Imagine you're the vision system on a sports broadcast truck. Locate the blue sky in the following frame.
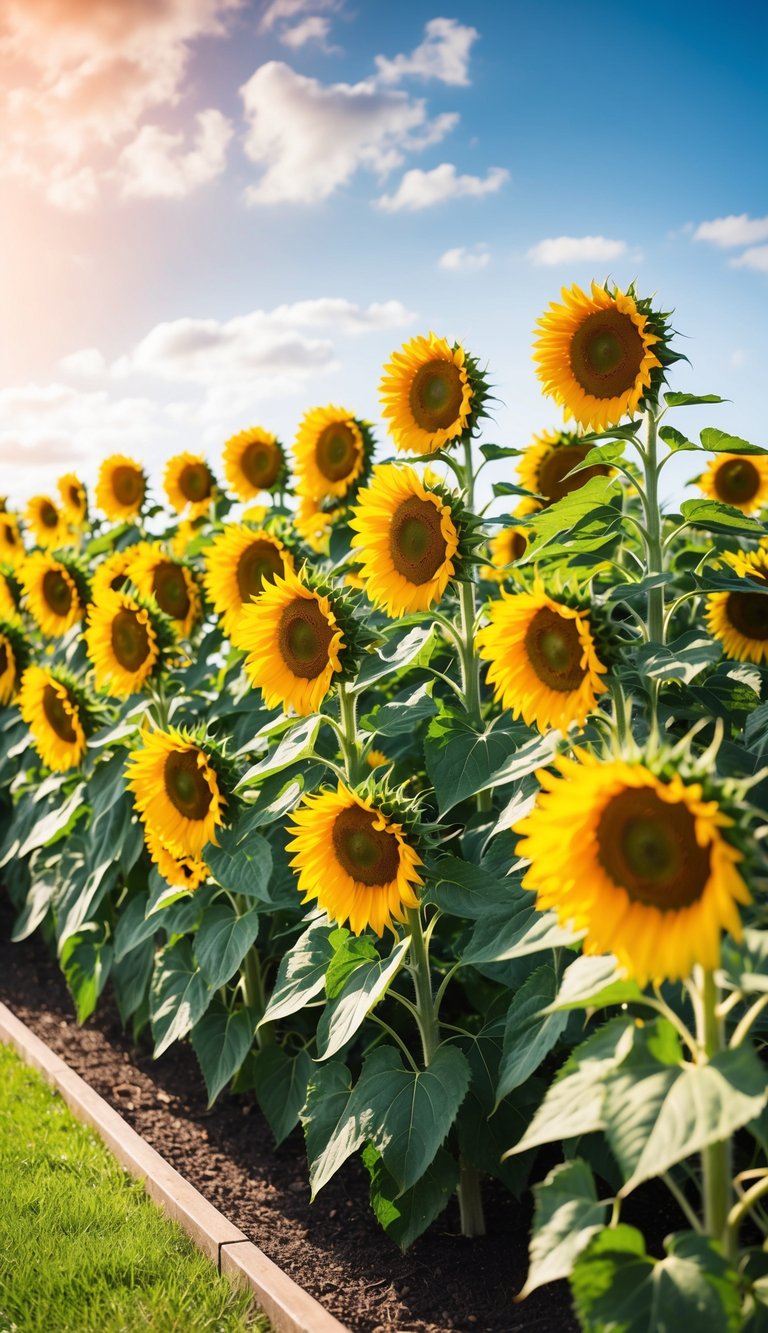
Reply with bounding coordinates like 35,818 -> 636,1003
1,0 -> 766,507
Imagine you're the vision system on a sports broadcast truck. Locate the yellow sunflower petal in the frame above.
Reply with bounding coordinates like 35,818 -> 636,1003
85,590 -> 161,697
19,552 -> 84,638
95,455 -> 146,521
697,455 -> 768,515
223,426 -> 285,500
18,666 -> 86,771
236,565 -> 345,715
164,452 -> 216,518
379,332 -> 474,456
125,728 -> 226,860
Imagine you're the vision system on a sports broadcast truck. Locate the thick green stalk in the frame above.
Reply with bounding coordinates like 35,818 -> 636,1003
696,967 -> 734,1259
338,683 -> 365,785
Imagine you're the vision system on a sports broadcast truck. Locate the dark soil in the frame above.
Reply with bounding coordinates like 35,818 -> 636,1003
0,898 -> 682,1333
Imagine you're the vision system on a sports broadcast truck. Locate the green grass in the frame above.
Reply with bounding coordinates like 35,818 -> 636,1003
0,1042 -> 270,1333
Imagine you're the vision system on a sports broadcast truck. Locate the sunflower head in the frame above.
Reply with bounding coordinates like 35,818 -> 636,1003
287,780 -> 423,936
482,500 -> 540,582
517,428 -> 614,506
203,523 -> 295,640
350,463 -> 474,617
223,426 -> 287,500
25,495 -> 71,549
96,455 -> 147,522
164,452 -> 216,518
0,570 -> 21,623
85,589 -> 169,698
19,551 -> 86,638
477,585 -> 608,732
515,750 -> 751,984
379,332 -> 490,456
0,513 -> 24,567
57,472 -> 88,525
125,727 -> 228,860
237,564 -> 350,715
533,282 -> 680,430
17,664 -> 88,771
129,543 -> 201,639
697,454 -> 768,515
0,618 -> 29,705
91,546 -> 140,602
293,405 -> 374,503
142,821 -> 209,891
706,548 -> 768,664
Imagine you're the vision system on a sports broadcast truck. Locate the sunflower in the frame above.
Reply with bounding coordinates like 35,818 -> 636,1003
477,587 -> 608,732
25,495 -> 70,549
533,282 -> 663,430
91,547 -> 138,602
294,406 -> 368,501
203,525 -> 294,640
515,752 -> 750,984
517,428 -> 613,505
293,496 -> 336,554
482,500 -> 539,581
143,821 -> 209,891
237,566 -> 345,715
697,455 -> 768,515
164,452 -> 216,518
0,573 -> 19,622
57,472 -> 88,525
379,332 -> 478,455
706,549 -> 768,664
0,512 -> 24,567
95,455 -> 146,522
130,544 -> 201,639
17,666 -> 86,771
223,426 -> 286,500
85,590 -> 161,697
349,464 -> 460,616
125,728 -> 226,859
19,552 -> 84,638
0,626 -> 19,704
287,782 -> 423,936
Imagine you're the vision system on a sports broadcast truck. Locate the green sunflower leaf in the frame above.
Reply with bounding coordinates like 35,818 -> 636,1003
259,918 -> 336,1027
150,939 -> 213,1058
496,964 -> 568,1100
193,901 -> 261,991
680,499 -> 765,535
363,1144 -> 458,1251
701,428 -> 768,455
316,936 -> 411,1060
521,1158 -> 608,1295
191,999 -> 256,1106
664,391 -> 728,407
252,1045 -> 313,1143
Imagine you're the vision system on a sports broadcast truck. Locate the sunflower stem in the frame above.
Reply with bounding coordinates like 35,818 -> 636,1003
695,966 -> 734,1259
338,683 -> 365,785
405,907 -> 438,1066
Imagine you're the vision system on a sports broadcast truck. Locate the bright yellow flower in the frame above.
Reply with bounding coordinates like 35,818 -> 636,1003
349,463 -> 459,616
0,573 -> 18,622
95,455 -> 146,521
237,566 -> 345,715
25,495 -> 70,549
294,405 -> 366,501
164,453 -> 216,518
533,282 -> 662,430
143,821 -> 209,891
18,666 -> 86,771
19,552 -> 84,638
0,628 -> 19,704
515,752 -> 750,985
125,728 -> 226,859
0,513 -> 24,567
379,332 -> 474,455
517,429 -> 613,506
706,548 -> 768,663
698,455 -> 768,515
477,587 -> 608,732
203,525 -> 294,640
57,473 -> 88,525
287,782 -> 422,936
85,590 -> 161,697
223,427 -> 285,500
91,548 -> 137,602
130,544 -> 201,639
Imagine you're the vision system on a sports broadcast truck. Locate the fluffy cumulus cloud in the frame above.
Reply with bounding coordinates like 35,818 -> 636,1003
118,108 -> 233,198
374,18 -> 478,87
280,16 -> 334,49
376,163 -> 508,213
240,61 -> 457,204
527,235 -> 628,266
438,243 -> 490,271
260,0 -> 339,31
693,214 -> 768,248
730,247 -> 768,274
0,0 -> 242,207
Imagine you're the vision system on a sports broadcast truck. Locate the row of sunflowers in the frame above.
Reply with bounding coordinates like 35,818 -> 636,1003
2,282 -> 768,1327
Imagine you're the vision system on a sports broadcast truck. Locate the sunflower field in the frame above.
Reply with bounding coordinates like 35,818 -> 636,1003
3,282 -> 768,1329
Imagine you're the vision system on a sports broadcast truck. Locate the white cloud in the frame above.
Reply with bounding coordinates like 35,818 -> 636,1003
0,0 -> 243,208
119,108 -> 233,198
260,0 -> 338,31
240,61 -> 456,205
59,348 -> 108,376
376,163 -> 508,213
527,234 -> 628,266
280,17 -> 333,48
374,18 -> 478,87
730,245 -> 768,274
438,243 -> 490,271
694,214 -> 768,248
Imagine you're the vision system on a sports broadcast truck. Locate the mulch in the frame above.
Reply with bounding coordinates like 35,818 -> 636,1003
0,896 -> 679,1332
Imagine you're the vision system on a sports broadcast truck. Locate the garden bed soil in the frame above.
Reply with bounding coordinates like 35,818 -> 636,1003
0,899 -> 682,1333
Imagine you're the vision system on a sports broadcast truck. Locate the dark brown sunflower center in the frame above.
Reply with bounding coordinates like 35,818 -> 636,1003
596,787 -> 711,909
713,458 -> 760,505
110,608 -> 150,671
164,749 -> 212,820
40,501 -> 59,528
524,607 -> 586,692
42,568 -> 73,617
112,466 -> 144,506
570,308 -> 645,400
42,683 -> 77,743
236,540 -> 285,602
179,463 -> 213,503
409,360 -> 465,432
0,643 -> 9,675
278,597 -> 334,679
505,530 -> 528,562
242,440 -> 281,489
389,496 -> 448,585
152,562 -> 191,620
725,590 -> 768,641
3,523 -> 17,546
69,484 -> 83,508
331,806 -> 401,886
537,443 -> 611,504
315,423 -> 360,483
